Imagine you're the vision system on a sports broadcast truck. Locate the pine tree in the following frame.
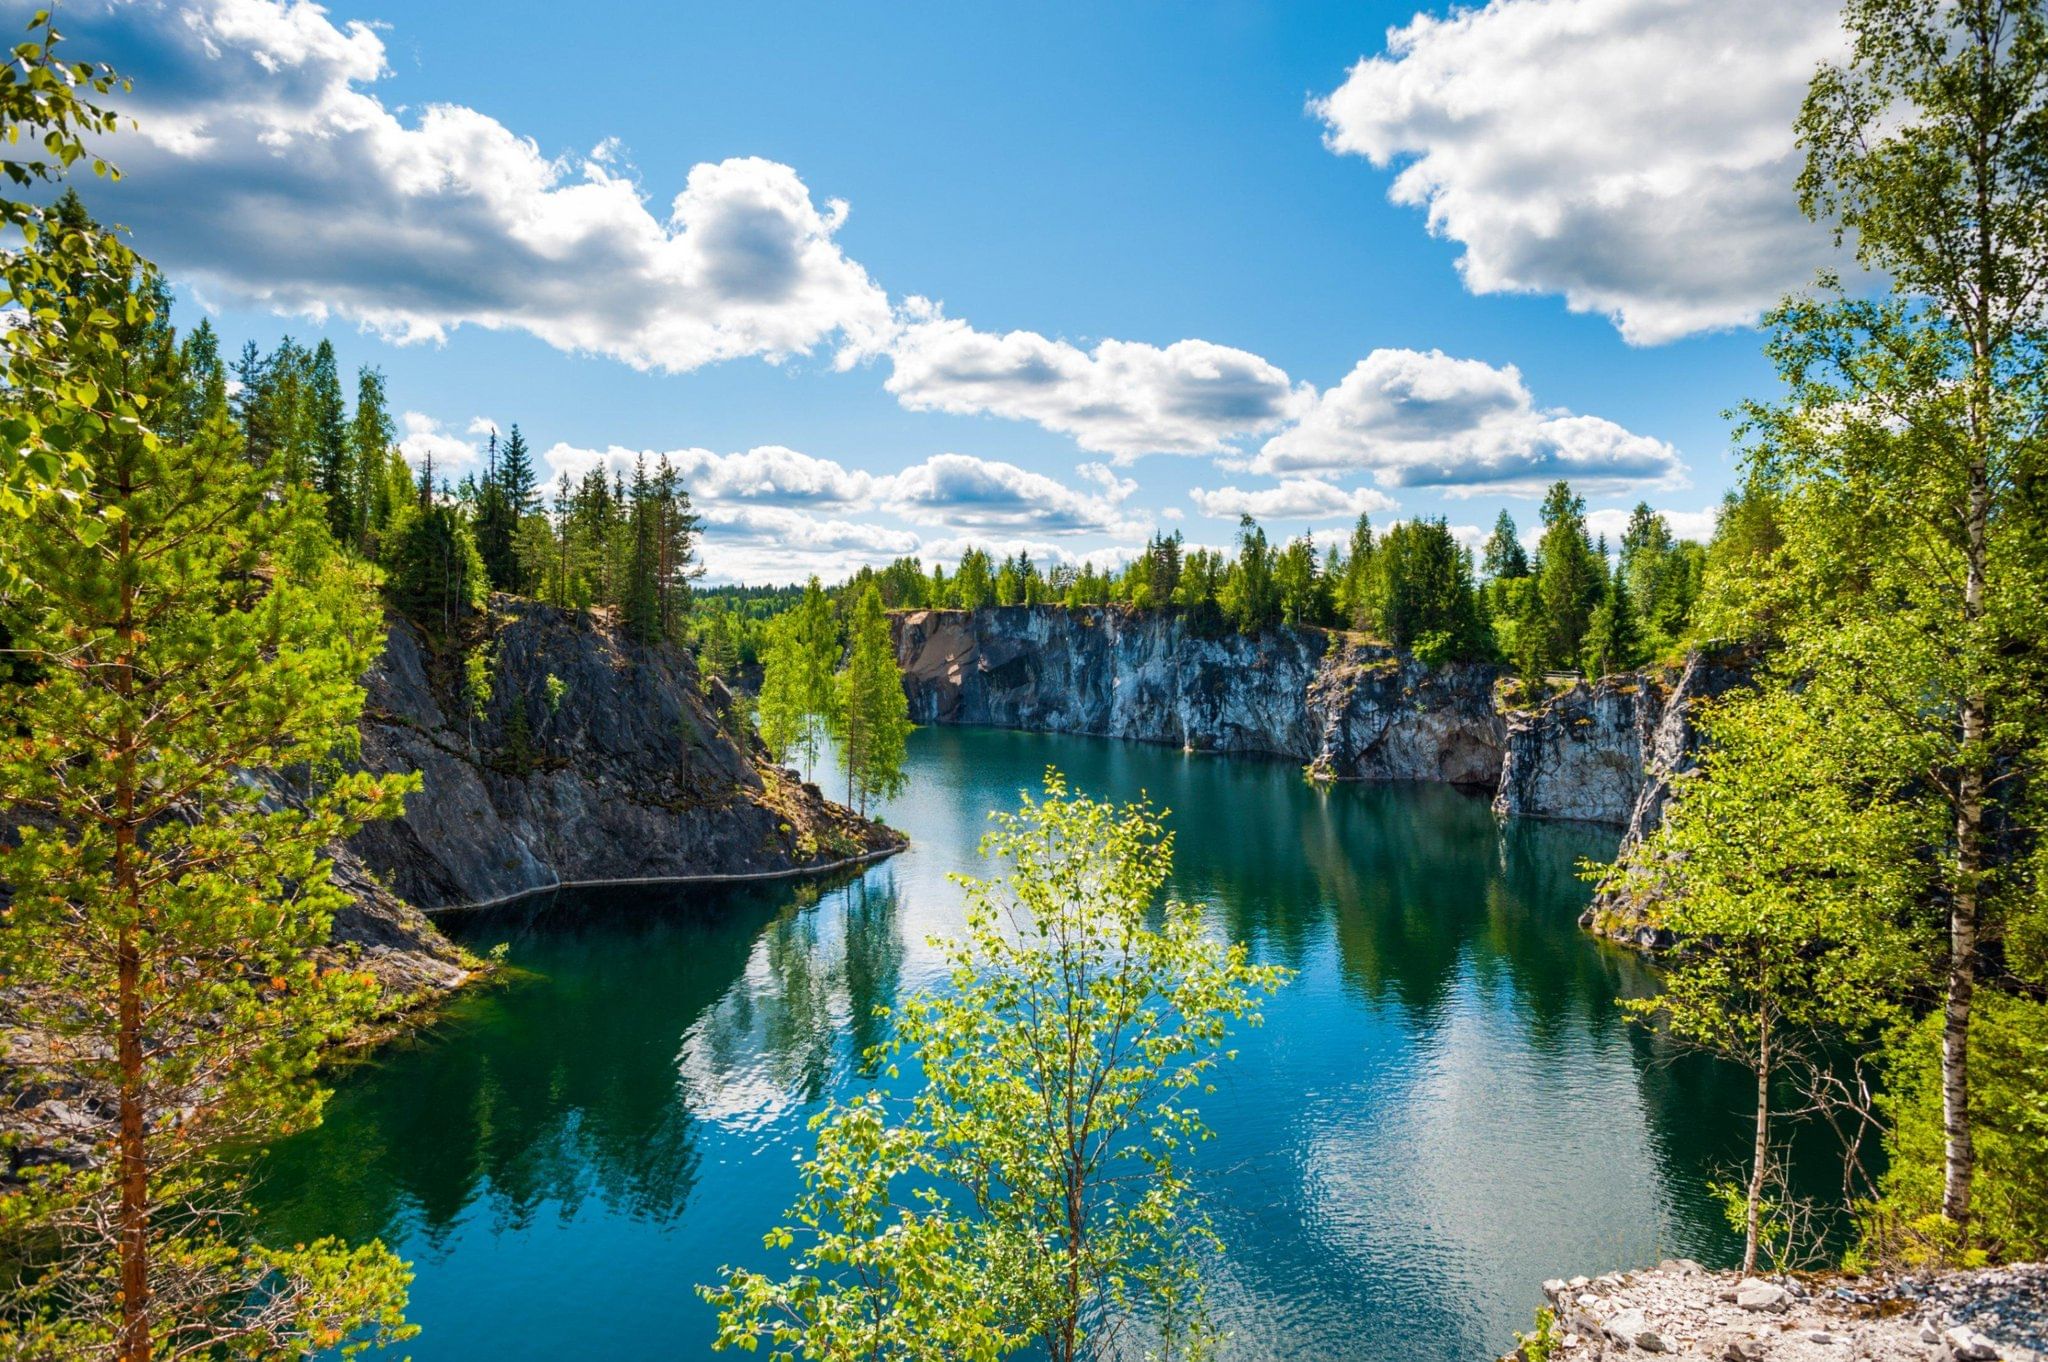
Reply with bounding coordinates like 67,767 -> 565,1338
0,273 -> 417,1361
832,585 -> 913,814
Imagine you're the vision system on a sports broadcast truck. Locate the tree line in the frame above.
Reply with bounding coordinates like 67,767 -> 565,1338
781,484 -> 1714,679
220,327 -> 705,648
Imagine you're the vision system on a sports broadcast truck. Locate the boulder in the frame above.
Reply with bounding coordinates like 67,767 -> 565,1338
1734,1280 -> 1789,1313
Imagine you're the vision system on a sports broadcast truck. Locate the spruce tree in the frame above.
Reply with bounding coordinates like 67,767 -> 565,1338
308,338 -> 350,540
1533,480 -> 1602,673
498,423 -> 537,517
1481,509 -> 1529,581
622,455 -> 662,642
349,366 -> 397,556
388,502 -> 487,634
473,429 -> 519,593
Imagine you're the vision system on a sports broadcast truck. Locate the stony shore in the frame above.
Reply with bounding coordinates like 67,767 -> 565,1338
1507,1261 -> 2048,1362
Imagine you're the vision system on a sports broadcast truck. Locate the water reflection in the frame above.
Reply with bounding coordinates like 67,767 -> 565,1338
250,726 -> 1766,1362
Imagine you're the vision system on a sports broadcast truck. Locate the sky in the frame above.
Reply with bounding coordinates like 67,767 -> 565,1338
40,0 -> 1857,583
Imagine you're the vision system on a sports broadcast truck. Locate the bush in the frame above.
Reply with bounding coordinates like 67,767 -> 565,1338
1862,993 -> 2048,1265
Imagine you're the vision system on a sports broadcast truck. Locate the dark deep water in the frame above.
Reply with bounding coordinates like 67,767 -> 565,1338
252,726 -> 1763,1361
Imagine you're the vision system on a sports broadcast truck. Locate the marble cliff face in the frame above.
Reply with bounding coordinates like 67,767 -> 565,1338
890,606 -> 1744,851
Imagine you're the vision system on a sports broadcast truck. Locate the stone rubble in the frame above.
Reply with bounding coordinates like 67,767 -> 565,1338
1506,1261 -> 2048,1362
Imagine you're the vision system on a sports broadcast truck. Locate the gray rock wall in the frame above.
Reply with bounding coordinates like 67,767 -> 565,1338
891,607 -> 1750,849
351,598 -> 902,915
892,607 -> 1507,787
1490,673 -> 1663,825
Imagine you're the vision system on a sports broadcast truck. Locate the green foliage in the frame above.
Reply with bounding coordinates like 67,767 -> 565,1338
703,773 -> 1288,1362
387,502 -> 487,633
1219,515 -> 1279,633
831,585 -> 912,814
954,546 -> 997,608
0,270 -> 417,1357
756,578 -> 840,780
1532,481 -> 1604,674
1515,1307 -> 1561,1362
0,12 -> 134,535
1611,685 -> 1930,1271
1709,0 -> 2048,1243
1356,517 -> 1491,660
1867,995 -> 2048,1265
1481,510 -> 1529,582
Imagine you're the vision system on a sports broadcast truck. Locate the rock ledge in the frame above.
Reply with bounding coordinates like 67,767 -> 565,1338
1506,1261 -> 2048,1362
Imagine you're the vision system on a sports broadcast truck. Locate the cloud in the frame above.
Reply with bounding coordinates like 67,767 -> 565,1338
1314,0 -> 1849,344
1187,478 -> 1395,523
1585,503 -> 1720,546
398,411 -> 489,478
882,453 -> 1142,535
696,504 -> 923,585
66,0 -> 893,371
527,436 -> 1152,580
1254,349 -> 1682,496
667,445 -> 878,505
884,311 -> 1310,460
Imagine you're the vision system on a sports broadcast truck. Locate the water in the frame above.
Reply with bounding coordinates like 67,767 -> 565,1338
253,727 -> 1762,1361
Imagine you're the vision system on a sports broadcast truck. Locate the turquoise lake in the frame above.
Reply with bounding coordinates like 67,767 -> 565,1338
251,726 -> 1761,1361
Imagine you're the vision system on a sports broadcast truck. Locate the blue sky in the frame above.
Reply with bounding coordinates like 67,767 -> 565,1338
51,0 -> 1850,581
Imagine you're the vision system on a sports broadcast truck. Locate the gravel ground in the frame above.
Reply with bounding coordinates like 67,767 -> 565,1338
1502,1260 -> 2048,1362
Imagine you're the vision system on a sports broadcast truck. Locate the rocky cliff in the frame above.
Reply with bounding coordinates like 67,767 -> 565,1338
1490,672 -> 1664,825
891,606 -> 1505,785
351,599 -> 902,932
891,606 -> 1742,844
213,598 -> 905,1007
1577,643 -> 1757,948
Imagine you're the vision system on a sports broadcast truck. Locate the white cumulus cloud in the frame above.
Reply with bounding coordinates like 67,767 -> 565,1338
1585,503 -> 1720,546
1187,479 -> 1396,523
1255,349 -> 1683,496
882,453 -> 1142,535
398,411 -> 490,478
884,311 -> 1311,461
65,0 -> 894,371
1314,0 -> 1850,344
